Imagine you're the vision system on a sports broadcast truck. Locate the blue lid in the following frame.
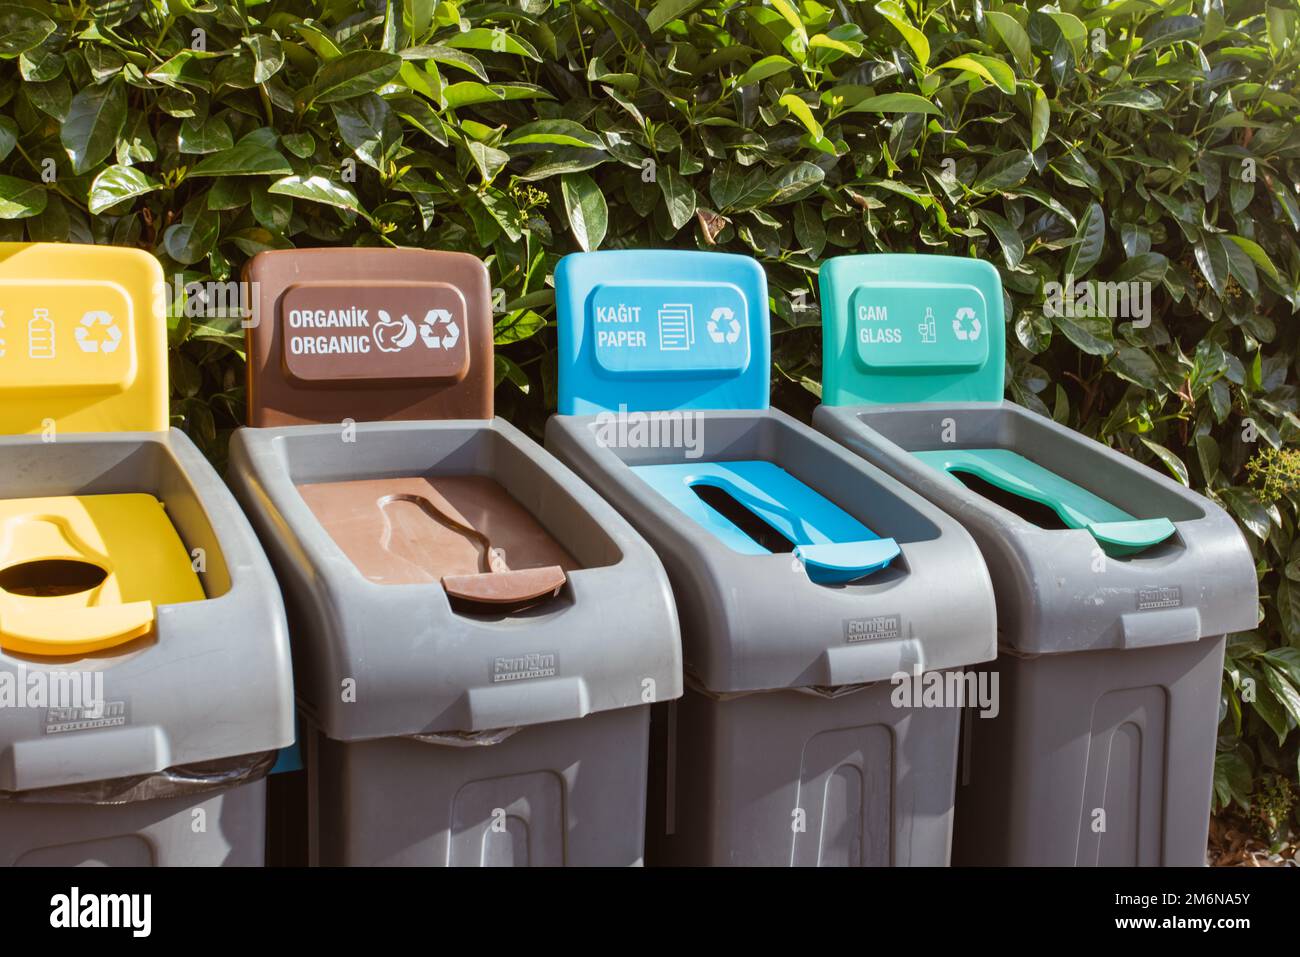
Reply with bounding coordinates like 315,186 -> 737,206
819,254 -> 1006,406
555,250 -> 770,415
632,460 -> 900,584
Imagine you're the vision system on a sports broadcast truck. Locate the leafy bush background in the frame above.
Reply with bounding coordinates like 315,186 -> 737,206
1,0 -> 1298,833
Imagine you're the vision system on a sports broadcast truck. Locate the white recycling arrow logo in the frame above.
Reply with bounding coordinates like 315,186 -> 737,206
75,311 -> 123,354
952,306 -> 981,342
706,306 -> 741,344
420,308 -> 460,349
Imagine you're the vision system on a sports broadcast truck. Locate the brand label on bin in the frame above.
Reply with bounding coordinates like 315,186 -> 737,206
491,651 -> 558,683
1137,586 -> 1182,610
844,614 -> 901,642
281,281 -> 469,383
45,699 -> 129,734
588,282 -> 750,375
850,282 -> 989,371
0,281 -> 135,394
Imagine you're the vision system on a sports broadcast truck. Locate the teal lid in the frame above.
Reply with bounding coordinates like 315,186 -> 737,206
819,254 -> 1006,406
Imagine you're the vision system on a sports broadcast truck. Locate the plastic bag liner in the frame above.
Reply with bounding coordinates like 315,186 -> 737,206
408,727 -> 521,747
0,750 -> 276,806
683,672 -> 877,701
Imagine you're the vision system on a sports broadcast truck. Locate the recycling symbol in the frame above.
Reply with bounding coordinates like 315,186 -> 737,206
706,306 -> 741,344
952,307 -> 981,342
75,311 -> 123,354
419,308 -> 460,350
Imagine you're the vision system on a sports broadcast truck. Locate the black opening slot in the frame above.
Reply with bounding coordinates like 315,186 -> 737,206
949,470 -> 1071,530
0,559 -> 108,597
691,483 -> 796,553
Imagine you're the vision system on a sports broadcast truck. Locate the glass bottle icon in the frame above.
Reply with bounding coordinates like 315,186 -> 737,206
918,306 -> 938,344
28,308 -> 55,359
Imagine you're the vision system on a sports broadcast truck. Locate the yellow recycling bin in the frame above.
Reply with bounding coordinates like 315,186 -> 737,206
0,243 -> 293,866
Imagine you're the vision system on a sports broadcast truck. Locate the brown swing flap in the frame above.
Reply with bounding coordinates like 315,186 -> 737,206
295,476 -> 575,612
441,566 -> 567,606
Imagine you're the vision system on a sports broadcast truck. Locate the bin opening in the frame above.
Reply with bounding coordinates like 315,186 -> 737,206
0,493 -> 206,657
913,449 -> 1177,557
690,483 -> 795,554
634,461 -> 901,584
947,471 -> 1071,531
0,559 -> 109,597
296,476 -> 578,611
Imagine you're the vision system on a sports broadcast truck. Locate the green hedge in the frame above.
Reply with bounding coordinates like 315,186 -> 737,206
2,0 -> 1299,837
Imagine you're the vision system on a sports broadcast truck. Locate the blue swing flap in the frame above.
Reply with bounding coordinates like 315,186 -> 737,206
633,461 -> 901,584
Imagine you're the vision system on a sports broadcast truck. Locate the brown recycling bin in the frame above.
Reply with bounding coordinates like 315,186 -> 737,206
227,248 -> 682,865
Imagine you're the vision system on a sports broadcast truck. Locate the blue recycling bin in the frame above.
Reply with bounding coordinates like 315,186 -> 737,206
544,250 -> 997,865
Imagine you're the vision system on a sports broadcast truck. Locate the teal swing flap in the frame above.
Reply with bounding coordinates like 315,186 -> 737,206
632,460 -> 900,583
819,253 -> 1006,407
915,448 -> 1177,557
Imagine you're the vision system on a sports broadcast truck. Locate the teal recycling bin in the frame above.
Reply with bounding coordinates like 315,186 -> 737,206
814,253 -> 1257,866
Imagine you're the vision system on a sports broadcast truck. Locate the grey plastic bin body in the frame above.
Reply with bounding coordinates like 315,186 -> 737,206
0,432 -> 294,866
546,250 -> 997,866
547,409 -> 997,866
226,248 -> 682,866
229,419 -> 682,866
814,253 -> 1257,866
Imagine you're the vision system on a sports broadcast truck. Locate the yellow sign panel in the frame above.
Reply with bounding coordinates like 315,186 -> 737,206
0,243 -> 167,434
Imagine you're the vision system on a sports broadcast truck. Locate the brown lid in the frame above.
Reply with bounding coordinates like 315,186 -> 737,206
243,248 -> 493,426
296,475 -> 576,610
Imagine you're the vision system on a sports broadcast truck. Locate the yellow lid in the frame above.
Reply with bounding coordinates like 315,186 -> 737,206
0,494 -> 204,656
0,243 -> 168,434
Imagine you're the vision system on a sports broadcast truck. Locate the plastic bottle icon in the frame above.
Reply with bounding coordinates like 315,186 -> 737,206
28,309 -> 55,359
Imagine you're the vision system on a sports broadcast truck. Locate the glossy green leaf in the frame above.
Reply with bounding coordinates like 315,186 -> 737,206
61,80 -> 126,174
560,171 -> 608,251
88,165 -> 161,213
312,51 -> 403,103
0,176 -> 46,218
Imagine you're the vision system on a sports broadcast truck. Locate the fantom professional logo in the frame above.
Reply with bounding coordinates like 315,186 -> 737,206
46,699 -> 127,734
492,652 -> 558,683
1137,586 -> 1182,610
844,614 -> 902,642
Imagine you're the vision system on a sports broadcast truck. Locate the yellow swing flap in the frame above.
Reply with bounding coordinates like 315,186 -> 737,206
0,494 -> 205,656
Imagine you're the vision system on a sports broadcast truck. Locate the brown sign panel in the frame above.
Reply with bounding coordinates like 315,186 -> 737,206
281,281 -> 470,384
244,248 -> 493,426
